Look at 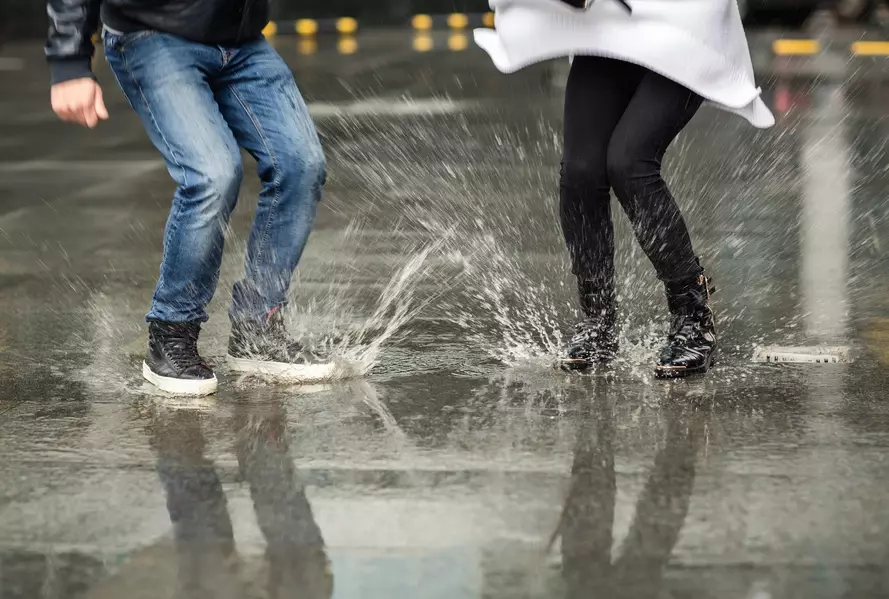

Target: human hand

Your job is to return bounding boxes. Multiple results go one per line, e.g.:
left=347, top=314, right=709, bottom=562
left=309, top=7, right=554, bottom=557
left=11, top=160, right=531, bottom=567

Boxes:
left=51, top=78, right=109, bottom=128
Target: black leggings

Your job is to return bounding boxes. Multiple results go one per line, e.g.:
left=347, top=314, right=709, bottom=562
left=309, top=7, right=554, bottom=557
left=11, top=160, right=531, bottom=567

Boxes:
left=560, top=56, right=704, bottom=294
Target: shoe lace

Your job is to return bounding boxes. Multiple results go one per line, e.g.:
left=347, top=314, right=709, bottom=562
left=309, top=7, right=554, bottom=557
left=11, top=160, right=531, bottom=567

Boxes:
left=159, top=325, right=203, bottom=369
left=264, top=311, right=306, bottom=355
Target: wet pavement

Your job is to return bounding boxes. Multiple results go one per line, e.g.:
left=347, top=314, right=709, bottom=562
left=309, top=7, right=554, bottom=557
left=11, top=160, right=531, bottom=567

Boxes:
left=2, top=28, right=889, bottom=599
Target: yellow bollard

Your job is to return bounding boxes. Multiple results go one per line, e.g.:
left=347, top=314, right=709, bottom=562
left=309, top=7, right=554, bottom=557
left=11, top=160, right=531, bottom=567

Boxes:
left=261, top=21, right=278, bottom=37
left=296, top=19, right=319, bottom=36
left=412, top=14, right=434, bottom=30
left=447, top=13, right=469, bottom=29
left=337, top=17, right=359, bottom=35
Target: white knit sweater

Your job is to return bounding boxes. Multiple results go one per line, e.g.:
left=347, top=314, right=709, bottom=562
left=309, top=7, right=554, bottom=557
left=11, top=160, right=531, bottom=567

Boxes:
left=473, top=0, right=775, bottom=128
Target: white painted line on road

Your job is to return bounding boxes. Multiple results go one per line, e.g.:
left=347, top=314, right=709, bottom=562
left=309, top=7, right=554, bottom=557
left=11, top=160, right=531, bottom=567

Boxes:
left=0, top=57, right=24, bottom=71
left=752, top=346, right=852, bottom=364
left=308, top=98, right=473, bottom=118
left=70, top=161, right=166, bottom=200
left=0, top=159, right=163, bottom=173
left=0, top=160, right=165, bottom=229
left=800, top=84, right=851, bottom=342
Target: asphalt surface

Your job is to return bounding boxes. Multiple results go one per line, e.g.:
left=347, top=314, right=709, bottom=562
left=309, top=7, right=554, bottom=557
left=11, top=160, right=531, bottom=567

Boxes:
left=2, top=29, right=889, bottom=599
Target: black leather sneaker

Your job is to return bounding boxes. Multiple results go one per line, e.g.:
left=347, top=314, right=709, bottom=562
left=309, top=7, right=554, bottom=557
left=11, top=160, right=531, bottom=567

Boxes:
left=655, top=275, right=717, bottom=379
left=227, top=307, right=336, bottom=382
left=143, top=321, right=217, bottom=396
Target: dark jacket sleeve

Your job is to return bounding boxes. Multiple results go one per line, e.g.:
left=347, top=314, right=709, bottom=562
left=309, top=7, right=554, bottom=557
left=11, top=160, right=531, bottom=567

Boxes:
left=45, top=0, right=102, bottom=84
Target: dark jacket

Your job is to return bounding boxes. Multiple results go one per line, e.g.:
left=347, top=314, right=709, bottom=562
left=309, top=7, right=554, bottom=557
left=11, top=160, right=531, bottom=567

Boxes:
left=45, top=0, right=269, bottom=84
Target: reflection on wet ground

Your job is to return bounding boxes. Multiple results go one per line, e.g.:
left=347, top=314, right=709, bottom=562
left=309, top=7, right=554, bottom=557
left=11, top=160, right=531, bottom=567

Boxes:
left=2, top=30, right=889, bottom=599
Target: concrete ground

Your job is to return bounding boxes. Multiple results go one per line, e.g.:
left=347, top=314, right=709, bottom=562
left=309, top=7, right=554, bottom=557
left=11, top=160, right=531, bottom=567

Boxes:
left=2, top=28, right=889, bottom=599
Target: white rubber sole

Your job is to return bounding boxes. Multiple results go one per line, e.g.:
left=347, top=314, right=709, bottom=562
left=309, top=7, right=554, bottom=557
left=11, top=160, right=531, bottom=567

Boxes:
left=142, top=362, right=218, bottom=396
left=227, top=354, right=337, bottom=382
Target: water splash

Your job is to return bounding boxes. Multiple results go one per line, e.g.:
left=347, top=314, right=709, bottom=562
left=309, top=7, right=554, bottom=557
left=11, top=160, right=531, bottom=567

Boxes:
left=322, top=240, right=442, bottom=378
left=445, top=233, right=568, bottom=367
left=317, top=109, right=711, bottom=376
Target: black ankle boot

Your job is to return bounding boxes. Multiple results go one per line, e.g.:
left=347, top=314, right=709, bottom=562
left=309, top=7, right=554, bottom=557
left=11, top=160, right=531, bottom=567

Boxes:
left=561, top=280, right=619, bottom=371
left=143, top=320, right=217, bottom=396
left=655, top=274, right=717, bottom=379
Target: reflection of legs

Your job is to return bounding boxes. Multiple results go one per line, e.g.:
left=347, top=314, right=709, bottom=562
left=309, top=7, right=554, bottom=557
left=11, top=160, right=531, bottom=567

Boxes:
left=151, top=410, right=239, bottom=599
left=556, top=387, right=616, bottom=595
left=613, top=403, right=703, bottom=594
left=233, top=401, right=332, bottom=599
left=556, top=385, right=705, bottom=599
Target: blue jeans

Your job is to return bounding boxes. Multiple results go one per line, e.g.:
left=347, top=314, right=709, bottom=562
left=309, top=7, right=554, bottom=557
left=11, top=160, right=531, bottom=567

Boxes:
left=103, top=29, right=325, bottom=324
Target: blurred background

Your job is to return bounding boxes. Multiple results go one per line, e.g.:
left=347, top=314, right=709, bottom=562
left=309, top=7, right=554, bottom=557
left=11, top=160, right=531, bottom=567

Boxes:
left=4, top=0, right=889, bottom=40
left=4, top=1, right=889, bottom=598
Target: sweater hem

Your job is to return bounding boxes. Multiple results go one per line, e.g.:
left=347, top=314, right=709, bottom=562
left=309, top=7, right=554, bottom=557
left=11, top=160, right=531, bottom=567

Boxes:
left=473, top=16, right=775, bottom=128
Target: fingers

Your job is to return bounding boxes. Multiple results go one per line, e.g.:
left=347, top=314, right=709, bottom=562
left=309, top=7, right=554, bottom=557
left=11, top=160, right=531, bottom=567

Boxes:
left=51, top=99, right=90, bottom=126
left=55, top=105, right=84, bottom=125
left=50, top=97, right=74, bottom=124
left=59, top=102, right=94, bottom=127
left=82, top=102, right=99, bottom=128
left=95, top=87, right=109, bottom=121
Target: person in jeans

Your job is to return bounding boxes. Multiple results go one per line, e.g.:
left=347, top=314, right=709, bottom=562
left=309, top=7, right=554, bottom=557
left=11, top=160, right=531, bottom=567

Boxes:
left=46, top=0, right=333, bottom=395
left=475, top=0, right=774, bottom=378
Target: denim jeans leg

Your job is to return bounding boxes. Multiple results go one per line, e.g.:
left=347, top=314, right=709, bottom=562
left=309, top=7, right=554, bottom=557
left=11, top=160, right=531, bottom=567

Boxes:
left=213, top=39, right=326, bottom=323
left=103, top=30, right=243, bottom=323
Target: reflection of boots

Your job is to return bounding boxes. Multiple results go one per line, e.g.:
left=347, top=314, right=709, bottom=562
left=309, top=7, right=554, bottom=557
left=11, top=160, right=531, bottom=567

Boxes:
left=655, top=274, right=717, bottom=379
left=267, top=550, right=333, bottom=599
left=562, top=280, right=619, bottom=370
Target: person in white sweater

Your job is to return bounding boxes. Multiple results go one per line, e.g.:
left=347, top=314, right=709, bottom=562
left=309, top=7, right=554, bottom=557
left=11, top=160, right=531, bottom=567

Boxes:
left=474, top=0, right=774, bottom=378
